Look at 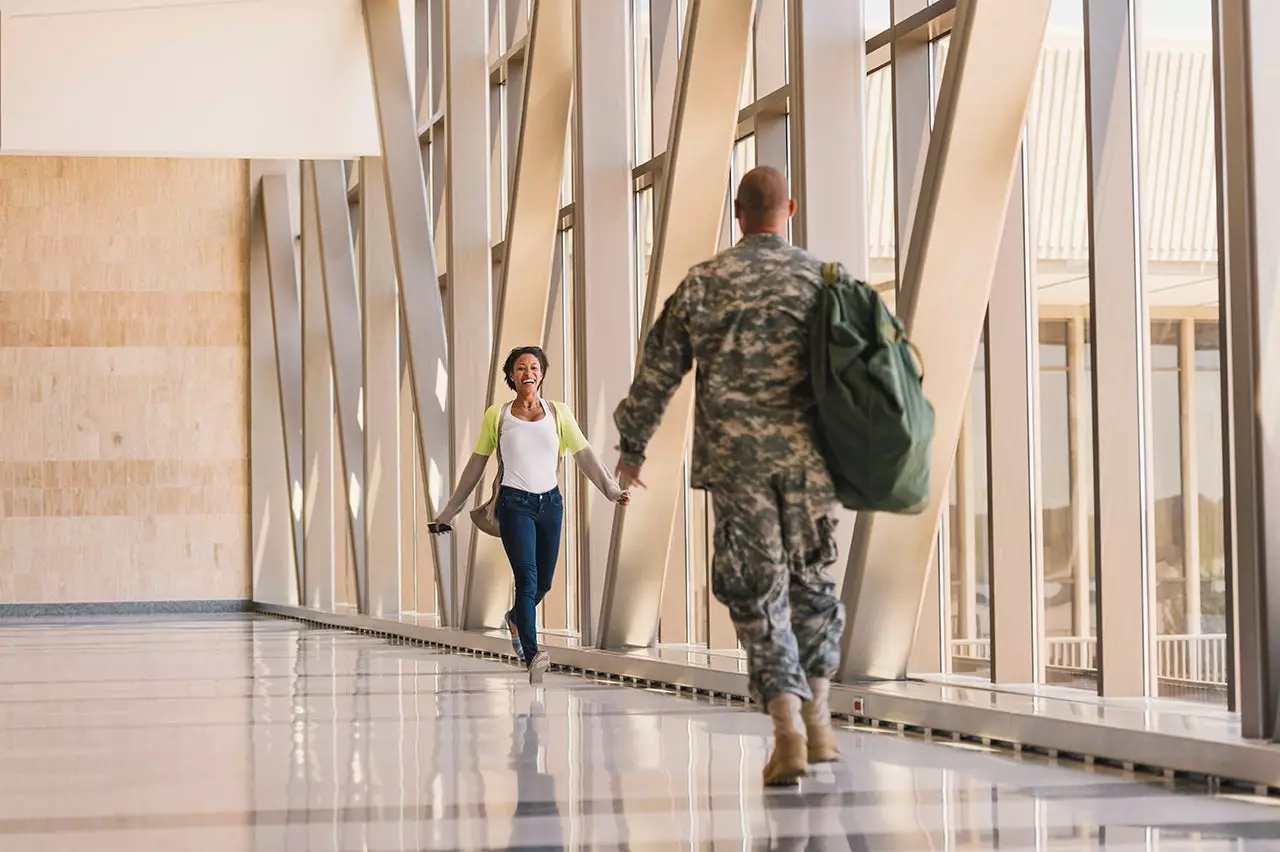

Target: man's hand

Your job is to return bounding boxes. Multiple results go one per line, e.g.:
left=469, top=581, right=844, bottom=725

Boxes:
left=615, top=460, right=646, bottom=490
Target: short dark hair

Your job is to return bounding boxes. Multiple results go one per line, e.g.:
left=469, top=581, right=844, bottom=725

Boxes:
left=503, top=346, right=549, bottom=391
left=734, top=165, right=790, bottom=222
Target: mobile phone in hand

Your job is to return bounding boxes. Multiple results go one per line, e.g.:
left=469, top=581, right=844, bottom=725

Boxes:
left=427, top=522, right=453, bottom=536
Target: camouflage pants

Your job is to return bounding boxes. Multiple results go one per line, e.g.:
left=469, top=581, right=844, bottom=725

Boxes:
left=709, top=470, right=845, bottom=709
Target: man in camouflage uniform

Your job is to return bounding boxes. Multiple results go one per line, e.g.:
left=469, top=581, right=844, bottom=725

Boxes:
left=614, top=166, right=845, bottom=786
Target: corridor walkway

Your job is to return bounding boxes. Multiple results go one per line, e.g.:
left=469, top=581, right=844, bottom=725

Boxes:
left=0, top=615, right=1278, bottom=850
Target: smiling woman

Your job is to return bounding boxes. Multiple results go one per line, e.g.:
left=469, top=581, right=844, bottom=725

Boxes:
left=429, top=346, right=631, bottom=684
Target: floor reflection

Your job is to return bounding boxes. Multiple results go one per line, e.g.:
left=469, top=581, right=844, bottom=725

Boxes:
left=0, top=616, right=1276, bottom=851
left=510, top=698, right=564, bottom=851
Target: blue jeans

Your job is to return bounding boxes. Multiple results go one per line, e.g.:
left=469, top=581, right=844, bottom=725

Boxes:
left=496, top=486, right=563, bottom=663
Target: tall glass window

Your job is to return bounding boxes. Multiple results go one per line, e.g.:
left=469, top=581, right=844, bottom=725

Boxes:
left=1138, top=0, right=1226, bottom=702
left=1029, top=0, right=1097, bottom=689
left=631, top=0, right=653, bottom=166
left=866, top=66, right=895, bottom=297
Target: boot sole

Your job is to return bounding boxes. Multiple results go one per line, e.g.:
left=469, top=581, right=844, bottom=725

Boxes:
left=763, top=761, right=808, bottom=787
left=528, top=657, right=549, bottom=685
left=808, top=750, right=842, bottom=764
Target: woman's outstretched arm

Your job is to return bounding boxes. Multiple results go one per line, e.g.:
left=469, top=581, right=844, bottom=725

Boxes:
left=574, top=446, right=625, bottom=503
left=554, top=402, right=627, bottom=503
left=435, top=453, right=491, bottom=525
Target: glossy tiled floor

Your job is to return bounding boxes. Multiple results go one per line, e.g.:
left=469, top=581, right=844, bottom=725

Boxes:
left=3, top=616, right=1280, bottom=850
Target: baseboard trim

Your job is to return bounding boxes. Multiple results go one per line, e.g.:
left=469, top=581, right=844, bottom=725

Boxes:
left=0, top=600, right=253, bottom=618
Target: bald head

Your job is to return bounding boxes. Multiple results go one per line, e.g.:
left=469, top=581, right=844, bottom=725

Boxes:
left=734, top=166, right=795, bottom=235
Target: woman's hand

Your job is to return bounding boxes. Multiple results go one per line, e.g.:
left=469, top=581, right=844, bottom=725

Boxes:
left=427, top=522, right=453, bottom=536
left=616, top=490, right=632, bottom=506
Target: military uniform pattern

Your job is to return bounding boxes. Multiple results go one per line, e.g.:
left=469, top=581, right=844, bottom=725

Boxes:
left=711, top=471, right=845, bottom=705
left=614, top=233, right=846, bottom=708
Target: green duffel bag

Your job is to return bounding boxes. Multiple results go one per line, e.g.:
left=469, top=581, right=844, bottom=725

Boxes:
left=811, top=261, right=935, bottom=514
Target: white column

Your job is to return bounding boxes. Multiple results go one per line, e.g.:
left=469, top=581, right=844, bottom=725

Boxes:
left=302, top=163, right=335, bottom=611
left=1179, top=319, right=1202, bottom=636
left=1082, top=0, right=1153, bottom=696
left=249, top=161, right=302, bottom=605
left=443, top=0, right=493, bottom=615
left=573, top=0, right=637, bottom=644
left=987, top=147, right=1042, bottom=683
left=360, top=157, right=404, bottom=619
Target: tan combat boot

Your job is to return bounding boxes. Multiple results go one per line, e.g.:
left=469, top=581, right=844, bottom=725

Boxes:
left=802, top=678, right=842, bottom=763
left=762, top=694, right=809, bottom=786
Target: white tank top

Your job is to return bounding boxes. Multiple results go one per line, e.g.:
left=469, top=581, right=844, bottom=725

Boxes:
left=499, top=402, right=560, bottom=493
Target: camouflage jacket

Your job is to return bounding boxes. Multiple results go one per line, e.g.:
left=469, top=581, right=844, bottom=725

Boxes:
left=614, top=233, right=831, bottom=489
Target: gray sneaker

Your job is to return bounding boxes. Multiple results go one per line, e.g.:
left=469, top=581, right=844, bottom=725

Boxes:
left=527, top=651, right=550, bottom=685
left=505, top=610, right=523, bottom=660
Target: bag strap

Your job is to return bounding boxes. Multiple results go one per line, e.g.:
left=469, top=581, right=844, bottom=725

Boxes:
left=546, top=400, right=565, bottom=479
left=494, top=403, right=511, bottom=476
left=821, top=261, right=841, bottom=286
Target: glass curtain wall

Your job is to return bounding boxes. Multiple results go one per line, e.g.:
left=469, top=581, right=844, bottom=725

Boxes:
left=865, top=0, right=1230, bottom=701
left=402, top=0, right=1237, bottom=702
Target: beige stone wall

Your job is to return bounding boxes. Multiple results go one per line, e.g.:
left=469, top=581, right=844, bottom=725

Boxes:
left=0, top=157, right=249, bottom=602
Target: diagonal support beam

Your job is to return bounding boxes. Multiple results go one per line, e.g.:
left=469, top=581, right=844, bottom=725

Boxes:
left=595, top=0, right=756, bottom=650
left=364, top=0, right=454, bottom=622
left=836, top=0, right=1052, bottom=682
left=460, top=0, right=576, bottom=631
left=309, top=160, right=370, bottom=615
left=260, top=173, right=306, bottom=601
left=302, top=163, right=336, bottom=611
left=359, top=156, right=403, bottom=619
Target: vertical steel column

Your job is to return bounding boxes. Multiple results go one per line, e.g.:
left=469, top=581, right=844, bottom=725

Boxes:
left=302, top=164, right=336, bottom=611
left=889, top=0, right=933, bottom=286
left=1214, top=0, right=1280, bottom=739
left=249, top=162, right=301, bottom=605
left=789, top=0, right=868, bottom=276
left=310, top=161, right=370, bottom=615
left=573, top=0, right=636, bottom=644
left=444, top=0, right=492, bottom=615
left=1082, top=0, right=1153, bottom=696
left=260, top=172, right=306, bottom=604
left=596, top=0, right=756, bottom=650
left=364, top=0, right=454, bottom=622
left=1179, top=319, right=1202, bottom=636
left=461, top=0, right=576, bottom=630
left=1067, top=317, right=1091, bottom=640
left=837, top=0, right=1052, bottom=682
left=355, top=157, right=404, bottom=619
left=987, top=147, right=1042, bottom=683
left=955, top=403, right=978, bottom=642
